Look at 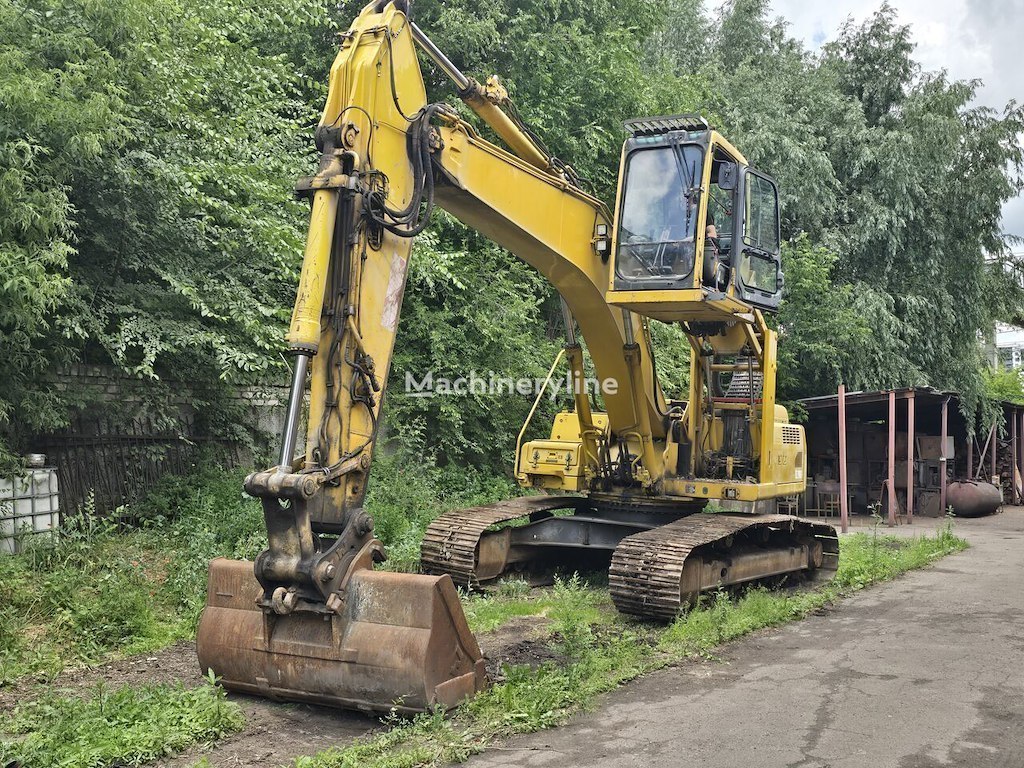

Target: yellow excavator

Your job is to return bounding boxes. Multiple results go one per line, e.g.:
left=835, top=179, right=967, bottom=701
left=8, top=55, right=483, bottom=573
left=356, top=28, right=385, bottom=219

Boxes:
left=196, top=0, right=838, bottom=714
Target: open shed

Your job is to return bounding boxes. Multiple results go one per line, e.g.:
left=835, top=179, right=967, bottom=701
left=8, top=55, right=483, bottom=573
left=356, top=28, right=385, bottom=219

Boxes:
left=797, top=387, right=1024, bottom=523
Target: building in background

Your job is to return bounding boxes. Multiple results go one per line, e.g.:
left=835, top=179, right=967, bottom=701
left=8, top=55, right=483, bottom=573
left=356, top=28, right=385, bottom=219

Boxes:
left=994, top=321, right=1024, bottom=371
left=798, top=388, right=1022, bottom=521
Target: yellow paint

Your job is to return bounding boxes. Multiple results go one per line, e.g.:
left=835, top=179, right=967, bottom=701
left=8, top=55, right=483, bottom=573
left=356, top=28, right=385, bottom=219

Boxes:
left=287, top=190, right=338, bottom=353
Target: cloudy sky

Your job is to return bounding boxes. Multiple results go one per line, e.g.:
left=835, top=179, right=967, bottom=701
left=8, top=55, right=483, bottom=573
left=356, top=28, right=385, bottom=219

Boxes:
left=765, top=0, right=1024, bottom=240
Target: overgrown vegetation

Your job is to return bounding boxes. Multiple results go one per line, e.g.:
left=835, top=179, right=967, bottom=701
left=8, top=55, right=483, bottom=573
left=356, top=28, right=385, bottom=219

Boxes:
left=0, top=456, right=515, bottom=682
left=292, top=529, right=968, bottom=768
left=0, top=459, right=968, bottom=767
left=0, top=514, right=185, bottom=684
left=0, top=677, right=244, bottom=768
left=0, top=0, right=337, bottom=469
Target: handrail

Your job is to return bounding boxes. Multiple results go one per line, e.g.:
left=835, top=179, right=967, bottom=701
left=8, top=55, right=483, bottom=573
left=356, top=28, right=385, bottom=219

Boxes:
left=514, top=348, right=566, bottom=479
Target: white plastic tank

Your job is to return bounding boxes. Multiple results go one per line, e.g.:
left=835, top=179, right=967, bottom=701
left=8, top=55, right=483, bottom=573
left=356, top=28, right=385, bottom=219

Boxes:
left=0, top=465, right=60, bottom=554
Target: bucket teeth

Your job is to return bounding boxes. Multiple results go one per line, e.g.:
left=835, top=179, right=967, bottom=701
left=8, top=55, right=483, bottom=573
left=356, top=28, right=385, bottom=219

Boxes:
left=196, top=558, right=487, bottom=713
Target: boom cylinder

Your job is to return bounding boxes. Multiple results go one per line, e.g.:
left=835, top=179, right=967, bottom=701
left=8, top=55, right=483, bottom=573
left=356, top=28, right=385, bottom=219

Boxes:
left=278, top=353, right=310, bottom=467
left=410, top=21, right=552, bottom=175
left=286, top=189, right=337, bottom=353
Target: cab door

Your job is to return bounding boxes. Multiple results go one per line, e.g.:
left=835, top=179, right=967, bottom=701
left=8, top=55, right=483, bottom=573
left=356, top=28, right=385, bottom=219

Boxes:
left=735, top=169, right=783, bottom=312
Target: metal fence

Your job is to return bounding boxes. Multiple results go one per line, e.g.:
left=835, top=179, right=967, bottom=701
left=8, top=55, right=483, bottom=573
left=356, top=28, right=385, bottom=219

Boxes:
left=34, top=414, right=242, bottom=517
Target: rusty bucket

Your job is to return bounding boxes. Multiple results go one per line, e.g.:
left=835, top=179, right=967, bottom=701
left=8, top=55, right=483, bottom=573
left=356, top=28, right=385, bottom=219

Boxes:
left=196, top=558, right=487, bottom=713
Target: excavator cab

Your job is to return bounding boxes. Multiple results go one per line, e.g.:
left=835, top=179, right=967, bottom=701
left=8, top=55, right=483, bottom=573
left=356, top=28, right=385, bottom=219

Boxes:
left=607, top=114, right=784, bottom=321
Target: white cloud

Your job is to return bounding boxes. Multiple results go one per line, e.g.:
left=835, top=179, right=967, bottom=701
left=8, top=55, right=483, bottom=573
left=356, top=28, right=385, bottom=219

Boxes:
left=763, top=0, right=1024, bottom=235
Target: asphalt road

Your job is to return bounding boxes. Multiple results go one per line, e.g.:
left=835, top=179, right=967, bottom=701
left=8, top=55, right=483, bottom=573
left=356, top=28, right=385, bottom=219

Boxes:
left=468, top=510, right=1024, bottom=768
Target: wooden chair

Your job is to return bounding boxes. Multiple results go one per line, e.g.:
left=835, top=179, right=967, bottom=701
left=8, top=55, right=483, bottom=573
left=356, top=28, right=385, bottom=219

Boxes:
left=821, top=492, right=840, bottom=518
left=777, top=495, right=800, bottom=515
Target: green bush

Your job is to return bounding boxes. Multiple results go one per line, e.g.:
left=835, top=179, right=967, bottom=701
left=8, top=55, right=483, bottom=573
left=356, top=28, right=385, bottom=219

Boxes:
left=366, top=451, right=516, bottom=572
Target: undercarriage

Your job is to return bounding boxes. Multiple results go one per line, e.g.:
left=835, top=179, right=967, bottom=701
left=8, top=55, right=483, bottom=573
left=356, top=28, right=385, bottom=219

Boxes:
left=421, top=494, right=838, bottom=620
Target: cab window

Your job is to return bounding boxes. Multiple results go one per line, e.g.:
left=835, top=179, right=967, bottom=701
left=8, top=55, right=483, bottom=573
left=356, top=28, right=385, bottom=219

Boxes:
left=743, top=173, right=779, bottom=253
left=736, top=171, right=782, bottom=306
left=739, top=252, right=779, bottom=293
left=615, top=144, right=703, bottom=287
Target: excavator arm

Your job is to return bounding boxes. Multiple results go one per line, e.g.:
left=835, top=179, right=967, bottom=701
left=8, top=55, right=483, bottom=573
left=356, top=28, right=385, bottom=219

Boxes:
left=197, top=4, right=484, bottom=714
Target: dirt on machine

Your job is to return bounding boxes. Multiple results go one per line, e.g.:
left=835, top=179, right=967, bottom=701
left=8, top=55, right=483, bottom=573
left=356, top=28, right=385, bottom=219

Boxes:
left=196, top=0, right=839, bottom=716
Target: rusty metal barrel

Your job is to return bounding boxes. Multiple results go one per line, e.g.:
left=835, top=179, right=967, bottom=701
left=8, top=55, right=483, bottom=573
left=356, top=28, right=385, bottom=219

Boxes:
left=946, top=480, right=1002, bottom=518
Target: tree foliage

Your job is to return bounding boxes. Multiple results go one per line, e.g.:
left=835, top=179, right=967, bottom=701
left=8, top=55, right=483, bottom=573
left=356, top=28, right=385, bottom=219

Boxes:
left=0, top=0, right=333, bottom=465
left=692, top=1, right=1024, bottom=418
left=1, top=0, right=1022, bottom=471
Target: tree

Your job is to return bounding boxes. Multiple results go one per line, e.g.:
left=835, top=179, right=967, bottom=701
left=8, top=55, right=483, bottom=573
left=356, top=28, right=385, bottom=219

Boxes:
left=0, top=0, right=135, bottom=466
left=3, top=0, right=1022, bottom=479
left=0, top=0, right=335, bottom=466
left=831, top=3, right=916, bottom=127
left=691, top=1, right=1024, bottom=410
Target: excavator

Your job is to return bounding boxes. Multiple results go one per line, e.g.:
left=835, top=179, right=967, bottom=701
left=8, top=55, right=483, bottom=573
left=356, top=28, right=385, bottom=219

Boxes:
left=196, top=0, right=839, bottom=715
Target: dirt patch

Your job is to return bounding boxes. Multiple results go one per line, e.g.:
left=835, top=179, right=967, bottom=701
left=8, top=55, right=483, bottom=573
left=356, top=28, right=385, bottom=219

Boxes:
left=476, top=614, right=560, bottom=680
left=477, top=614, right=552, bottom=656
left=0, top=640, right=202, bottom=714
left=160, top=693, right=380, bottom=768
left=1, top=613, right=561, bottom=766
left=171, top=616, right=561, bottom=766
left=485, top=638, right=568, bottom=681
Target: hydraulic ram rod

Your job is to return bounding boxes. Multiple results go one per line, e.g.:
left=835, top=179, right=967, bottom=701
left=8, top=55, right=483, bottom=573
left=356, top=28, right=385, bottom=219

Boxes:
left=409, top=21, right=470, bottom=90
left=278, top=353, right=310, bottom=467
left=409, top=21, right=553, bottom=174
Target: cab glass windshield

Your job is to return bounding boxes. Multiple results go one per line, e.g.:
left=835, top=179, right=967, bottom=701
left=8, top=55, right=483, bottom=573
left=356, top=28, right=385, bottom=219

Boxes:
left=616, top=144, right=704, bottom=287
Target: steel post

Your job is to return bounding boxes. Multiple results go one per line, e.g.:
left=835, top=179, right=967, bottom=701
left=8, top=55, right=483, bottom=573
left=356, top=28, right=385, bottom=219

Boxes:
left=888, top=389, right=897, bottom=525
left=991, top=421, right=997, bottom=483
left=987, top=421, right=995, bottom=481
left=1018, top=410, right=1024, bottom=502
left=906, top=391, right=915, bottom=524
left=1013, top=410, right=1019, bottom=503
left=967, top=430, right=974, bottom=480
left=838, top=383, right=849, bottom=534
left=940, top=397, right=949, bottom=515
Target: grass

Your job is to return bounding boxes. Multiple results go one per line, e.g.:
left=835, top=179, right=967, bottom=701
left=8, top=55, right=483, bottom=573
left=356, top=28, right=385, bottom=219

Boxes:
left=0, top=675, right=244, bottom=768
left=0, top=454, right=513, bottom=685
left=461, top=577, right=593, bottom=633
left=290, top=526, right=968, bottom=768
left=366, top=454, right=516, bottom=573
left=0, top=470, right=266, bottom=684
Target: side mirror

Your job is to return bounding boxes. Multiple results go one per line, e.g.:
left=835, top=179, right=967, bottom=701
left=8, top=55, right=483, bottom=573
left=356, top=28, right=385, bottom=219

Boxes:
left=717, top=162, right=738, bottom=190
left=776, top=269, right=785, bottom=293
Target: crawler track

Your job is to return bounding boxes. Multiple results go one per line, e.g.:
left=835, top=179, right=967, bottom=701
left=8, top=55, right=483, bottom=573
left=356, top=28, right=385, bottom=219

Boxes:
left=420, top=496, right=586, bottom=588
left=609, top=514, right=839, bottom=620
